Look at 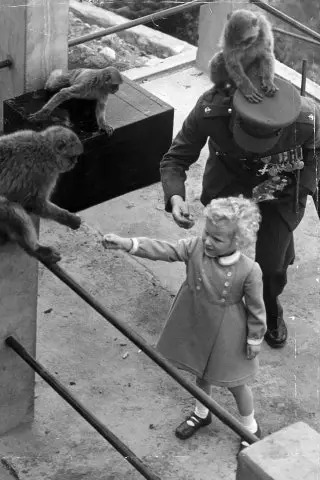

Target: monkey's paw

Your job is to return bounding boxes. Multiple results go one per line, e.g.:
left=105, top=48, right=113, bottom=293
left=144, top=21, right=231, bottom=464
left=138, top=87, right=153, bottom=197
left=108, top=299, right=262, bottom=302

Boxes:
left=241, top=84, right=264, bottom=103
left=67, top=214, right=81, bottom=230
left=28, top=111, right=48, bottom=123
left=36, top=245, right=61, bottom=264
left=99, top=123, right=114, bottom=137
left=261, top=80, right=279, bottom=97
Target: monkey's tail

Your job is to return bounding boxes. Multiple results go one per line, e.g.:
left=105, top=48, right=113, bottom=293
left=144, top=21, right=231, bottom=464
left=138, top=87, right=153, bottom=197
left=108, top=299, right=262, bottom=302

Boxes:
left=45, top=69, right=71, bottom=91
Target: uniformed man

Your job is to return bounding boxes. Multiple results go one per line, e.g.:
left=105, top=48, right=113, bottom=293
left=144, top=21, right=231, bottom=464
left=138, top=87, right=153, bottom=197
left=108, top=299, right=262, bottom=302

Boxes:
left=160, top=73, right=320, bottom=349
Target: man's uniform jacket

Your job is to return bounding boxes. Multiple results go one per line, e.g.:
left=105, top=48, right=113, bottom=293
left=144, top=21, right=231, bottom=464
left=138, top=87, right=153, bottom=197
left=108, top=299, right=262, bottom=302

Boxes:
left=160, top=88, right=320, bottom=231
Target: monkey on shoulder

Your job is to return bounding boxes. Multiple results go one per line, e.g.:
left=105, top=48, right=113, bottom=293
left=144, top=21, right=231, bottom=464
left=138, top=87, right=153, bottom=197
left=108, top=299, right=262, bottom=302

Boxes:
left=209, top=9, right=278, bottom=103
left=0, top=126, right=83, bottom=264
left=28, top=66, right=123, bottom=136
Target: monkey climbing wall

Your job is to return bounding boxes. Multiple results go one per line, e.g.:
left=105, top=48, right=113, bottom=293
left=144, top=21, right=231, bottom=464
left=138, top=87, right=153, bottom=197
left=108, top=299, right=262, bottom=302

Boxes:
left=3, top=77, right=174, bottom=212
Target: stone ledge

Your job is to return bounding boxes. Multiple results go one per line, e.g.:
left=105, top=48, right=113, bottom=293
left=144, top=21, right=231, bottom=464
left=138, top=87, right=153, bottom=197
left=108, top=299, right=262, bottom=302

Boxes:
left=236, top=421, right=320, bottom=480
left=69, top=0, right=195, bottom=58
left=124, top=49, right=197, bottom=82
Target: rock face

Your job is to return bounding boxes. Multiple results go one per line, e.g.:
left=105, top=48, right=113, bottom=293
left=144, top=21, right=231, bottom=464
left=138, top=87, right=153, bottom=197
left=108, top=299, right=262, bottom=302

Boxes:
left=68, top=10, right=170, bottom=70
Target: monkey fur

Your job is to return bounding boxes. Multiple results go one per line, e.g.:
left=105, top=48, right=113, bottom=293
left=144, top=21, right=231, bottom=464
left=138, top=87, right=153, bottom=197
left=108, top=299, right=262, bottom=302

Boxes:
left=28, top=66, right=123, bottom=136
left=209, top=9, right=278, bottom=103
left=0, top=126, right=84, bottom=263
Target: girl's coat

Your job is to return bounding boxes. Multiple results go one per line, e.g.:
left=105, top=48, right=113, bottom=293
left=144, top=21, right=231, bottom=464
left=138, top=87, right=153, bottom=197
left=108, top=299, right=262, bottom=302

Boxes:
left=130, top=236, right=267, bottom=387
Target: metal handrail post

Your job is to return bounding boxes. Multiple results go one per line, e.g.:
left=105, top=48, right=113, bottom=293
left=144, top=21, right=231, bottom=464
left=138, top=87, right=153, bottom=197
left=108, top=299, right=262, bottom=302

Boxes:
left=34, top=256, right=259, bottom=445
left=68, top=0, right=205, bottom=47
left=6, top=336, right=161, bottom=480
left=250, top=0, right=320, bottom=43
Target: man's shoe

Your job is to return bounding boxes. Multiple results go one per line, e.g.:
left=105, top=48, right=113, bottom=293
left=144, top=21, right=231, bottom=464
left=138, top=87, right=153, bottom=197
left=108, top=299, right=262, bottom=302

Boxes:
left=238, top=422, right=262, bottom=456
left=264, top=320, right=288, bottom=348
left=175, top=412, right=212, bottom=440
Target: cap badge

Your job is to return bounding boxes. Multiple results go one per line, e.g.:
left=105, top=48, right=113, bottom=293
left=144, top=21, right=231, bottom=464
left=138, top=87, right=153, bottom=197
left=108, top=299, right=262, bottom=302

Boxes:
left=308, top=114, right=314, bottom=121
left=204, top=106, right=211, bottom=113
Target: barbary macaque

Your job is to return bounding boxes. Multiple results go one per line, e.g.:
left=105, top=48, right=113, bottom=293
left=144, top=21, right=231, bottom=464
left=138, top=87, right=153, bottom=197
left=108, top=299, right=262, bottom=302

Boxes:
left=28, top=66, right=123, bottom=136
left=209, top=9, right=278, bottom=103
left=0, top=126, right=83, bottom=263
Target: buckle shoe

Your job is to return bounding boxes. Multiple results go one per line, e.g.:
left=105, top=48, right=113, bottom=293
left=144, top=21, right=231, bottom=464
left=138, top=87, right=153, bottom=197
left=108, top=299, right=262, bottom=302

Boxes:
left=175, top=412, right=212, bottom=440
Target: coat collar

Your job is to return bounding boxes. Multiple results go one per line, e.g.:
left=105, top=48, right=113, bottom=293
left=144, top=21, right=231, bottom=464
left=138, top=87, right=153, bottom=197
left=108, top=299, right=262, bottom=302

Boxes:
left=217, top=250, right=241, bottom=266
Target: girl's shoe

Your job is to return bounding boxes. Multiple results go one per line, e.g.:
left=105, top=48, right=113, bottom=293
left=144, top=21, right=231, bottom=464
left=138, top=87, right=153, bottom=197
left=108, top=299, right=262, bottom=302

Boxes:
left=238, top=422, right=262, bottom=456
left=175, top=412, right=212, bottom=440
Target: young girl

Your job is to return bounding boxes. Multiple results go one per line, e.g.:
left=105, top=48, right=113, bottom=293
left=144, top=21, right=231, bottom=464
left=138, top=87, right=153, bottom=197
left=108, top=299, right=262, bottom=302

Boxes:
left=102, top=196, right=267, bottom=453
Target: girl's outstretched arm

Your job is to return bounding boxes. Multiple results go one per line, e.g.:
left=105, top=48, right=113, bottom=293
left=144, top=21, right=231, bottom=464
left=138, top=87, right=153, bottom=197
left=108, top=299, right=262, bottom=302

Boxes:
left=103, top=233, right=197, bottom=263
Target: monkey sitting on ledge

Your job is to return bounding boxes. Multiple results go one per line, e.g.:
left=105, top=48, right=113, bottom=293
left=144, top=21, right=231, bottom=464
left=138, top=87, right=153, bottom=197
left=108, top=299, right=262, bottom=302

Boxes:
left=209, top=9, right=278, bottom=103
left=28, top=66, right=123, bottom=136
left=0, top=126, right=83, bottom=263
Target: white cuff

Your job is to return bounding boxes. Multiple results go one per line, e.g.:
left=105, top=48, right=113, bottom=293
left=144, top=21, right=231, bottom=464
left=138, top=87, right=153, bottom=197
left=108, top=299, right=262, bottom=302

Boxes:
left=247, top=337, right=264, bottom=346
left=128, top=237, right=139, bottom=254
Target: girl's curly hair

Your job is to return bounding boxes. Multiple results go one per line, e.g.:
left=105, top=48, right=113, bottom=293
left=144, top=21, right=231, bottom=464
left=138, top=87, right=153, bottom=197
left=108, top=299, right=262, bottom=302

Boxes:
left=203, top=196, right=261, bottom=249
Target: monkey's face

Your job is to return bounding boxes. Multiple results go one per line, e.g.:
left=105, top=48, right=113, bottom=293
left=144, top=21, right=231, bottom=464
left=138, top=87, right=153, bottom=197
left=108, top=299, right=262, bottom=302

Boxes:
left=60, top=154, right=80, bottom=172
left=240, top=29, right=259, bottom=48
left=228, top=11, right=260, bottom=48
left=109, top=83, right=120, bottom=94
left=48, top=127, right=83, bottom=172
left=59, top=139, right=83, bottom=172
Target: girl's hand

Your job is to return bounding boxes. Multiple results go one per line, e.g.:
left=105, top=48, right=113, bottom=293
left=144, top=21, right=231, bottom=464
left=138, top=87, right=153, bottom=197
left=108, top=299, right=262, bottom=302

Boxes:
left=246, top=343, right=261, bottom=360
left=102, top=233, right=132, bottom=251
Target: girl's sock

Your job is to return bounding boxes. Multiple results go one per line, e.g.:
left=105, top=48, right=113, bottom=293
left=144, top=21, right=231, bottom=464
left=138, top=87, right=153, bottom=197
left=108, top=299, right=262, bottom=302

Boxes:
left=194, top=400, right=209, bottom=419
left=240, top=410, right=258, bottom=433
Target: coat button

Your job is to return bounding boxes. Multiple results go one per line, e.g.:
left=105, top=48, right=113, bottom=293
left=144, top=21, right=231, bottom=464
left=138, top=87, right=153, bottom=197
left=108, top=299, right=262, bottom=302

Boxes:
left=224, top=281, right=230, bottom=286
left=222, top=290, right=228, bottom=295
left=220, top=298, right=226, bottom=303
left=227, top=272, right=232, bottom=277
left=196, top=286, right=201, bottom=290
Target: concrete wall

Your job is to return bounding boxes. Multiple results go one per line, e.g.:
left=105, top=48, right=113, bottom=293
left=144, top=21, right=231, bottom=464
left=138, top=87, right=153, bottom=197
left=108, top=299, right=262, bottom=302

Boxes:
left=0, top=0, right=69, bottom=434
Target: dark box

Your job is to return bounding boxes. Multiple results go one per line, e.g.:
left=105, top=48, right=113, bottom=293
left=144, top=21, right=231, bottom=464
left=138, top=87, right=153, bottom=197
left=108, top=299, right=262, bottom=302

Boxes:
left=3, top=76, right=174, bottom=212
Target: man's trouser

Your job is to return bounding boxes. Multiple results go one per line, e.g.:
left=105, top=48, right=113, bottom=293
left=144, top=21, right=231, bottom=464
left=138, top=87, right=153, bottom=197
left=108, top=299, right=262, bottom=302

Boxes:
left=214, top=184, right=306, bottom=332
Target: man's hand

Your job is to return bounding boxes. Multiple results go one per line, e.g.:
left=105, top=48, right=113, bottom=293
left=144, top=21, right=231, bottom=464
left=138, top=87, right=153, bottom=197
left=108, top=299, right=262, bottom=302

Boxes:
left=246, top=343, right=261, bottom=360
left=171, top=195, right=195, bottom=229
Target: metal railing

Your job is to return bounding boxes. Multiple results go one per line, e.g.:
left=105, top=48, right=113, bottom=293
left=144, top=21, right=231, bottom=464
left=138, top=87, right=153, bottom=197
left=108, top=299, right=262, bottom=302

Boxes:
left=6, top=336, right=160, bottom=480
left=1, top=0, right=320, bottom=70
left=6, top=252, right=260, bottom=479
left=67, top=0, right=320, bottom=48
left=68, top=0, right=205, bottom=47
left=249, top=0, right=320, bottom=44
left=273, top=27, right=320, bottom=47
left=0, top=57, right=12, bottom=70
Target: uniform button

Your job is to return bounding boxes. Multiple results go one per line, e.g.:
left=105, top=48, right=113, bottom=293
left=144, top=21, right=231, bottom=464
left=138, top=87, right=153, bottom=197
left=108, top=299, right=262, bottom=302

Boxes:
left=228, top=108, right=232, bottom=114
left=224, top=281, right=230, bottom=286
left=227, top=272, right=232, bottom=277
left=220, top=298, right=226, bottom=303
left=222, top=290, right=228, bottom=295
left=198, top=278, right=202, bottom=282
left=196, top=286, right=201, bottom=290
